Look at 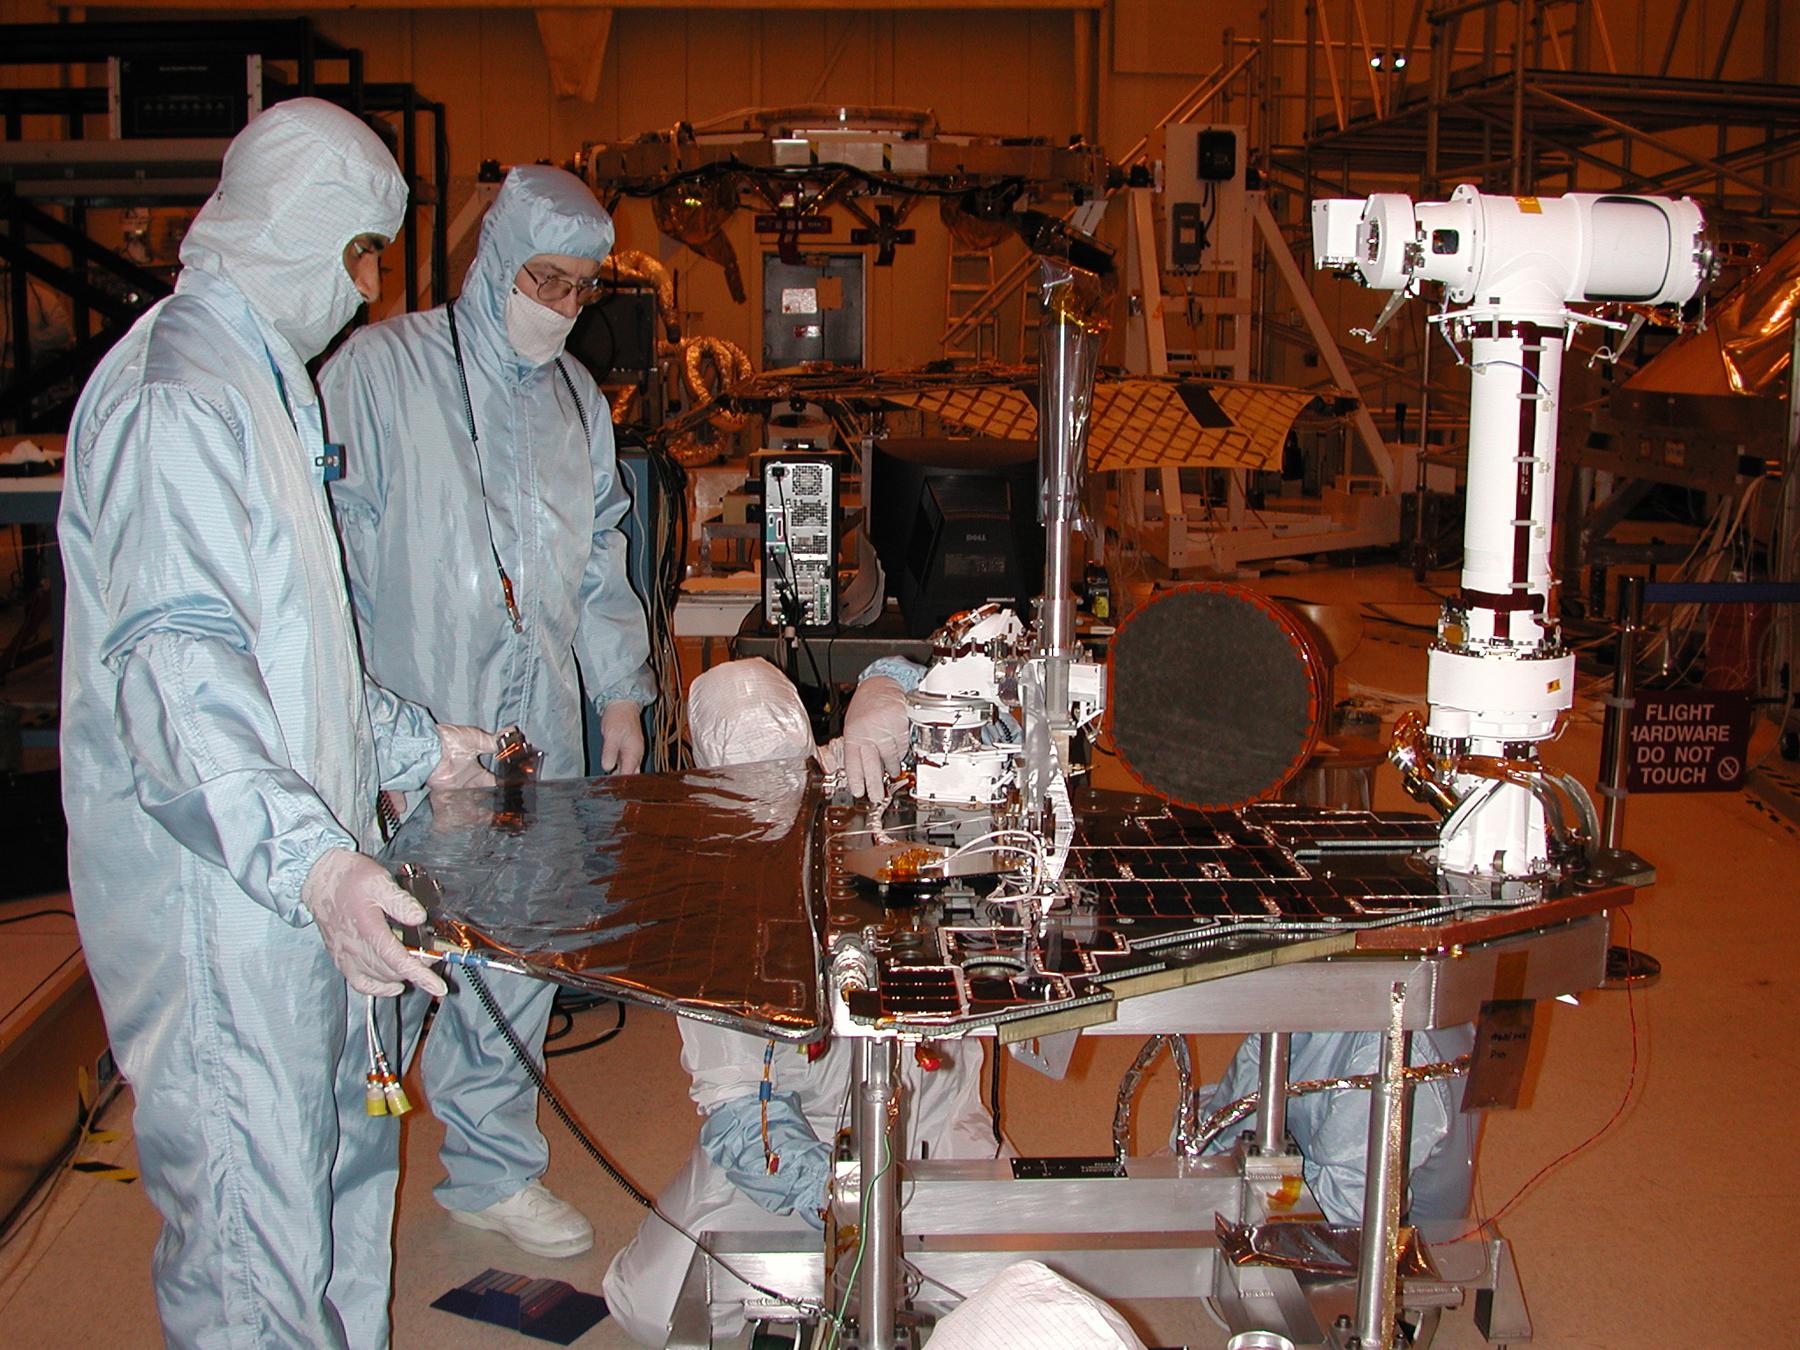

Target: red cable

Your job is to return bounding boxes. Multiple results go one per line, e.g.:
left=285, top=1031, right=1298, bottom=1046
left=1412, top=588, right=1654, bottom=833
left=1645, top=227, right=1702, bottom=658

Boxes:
left=1449, top=910, right=1643, bottom=1244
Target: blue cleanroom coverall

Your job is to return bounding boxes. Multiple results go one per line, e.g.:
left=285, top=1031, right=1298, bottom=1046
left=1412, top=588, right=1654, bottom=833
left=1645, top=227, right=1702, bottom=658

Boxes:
left=59, top=100, right=441, bottom=1347
left=321, top=165, right=654, bottom=1216
left=1201, top=1025, right=1480, bottom=1225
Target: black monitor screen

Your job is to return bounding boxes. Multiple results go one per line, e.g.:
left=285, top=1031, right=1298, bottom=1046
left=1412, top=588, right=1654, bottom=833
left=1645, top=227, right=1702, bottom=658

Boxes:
left=869, top=437, right=1045, bottom=638
left=565, top=290, right=658, bottom=382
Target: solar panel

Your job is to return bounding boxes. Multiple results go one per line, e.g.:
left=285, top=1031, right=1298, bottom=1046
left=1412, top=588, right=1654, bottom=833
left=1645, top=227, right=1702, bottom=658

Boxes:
left=386, top=766, right=1567, bottom=1039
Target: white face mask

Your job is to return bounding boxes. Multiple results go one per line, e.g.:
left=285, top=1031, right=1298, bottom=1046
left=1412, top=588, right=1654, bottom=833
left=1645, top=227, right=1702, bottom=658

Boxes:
left=504, top=286, right=577, bottom=366
left=274, top=260, right=366, bottom=362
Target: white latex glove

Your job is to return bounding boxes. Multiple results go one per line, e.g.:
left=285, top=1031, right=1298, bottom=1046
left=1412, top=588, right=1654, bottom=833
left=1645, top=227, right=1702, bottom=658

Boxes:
left=599, top=700, right=645, bottom=774
left=829, top=675, right=910, bottom=799
left=301, top=848, right=449, bottom=998
left=428, top=723, right=498, bottom=791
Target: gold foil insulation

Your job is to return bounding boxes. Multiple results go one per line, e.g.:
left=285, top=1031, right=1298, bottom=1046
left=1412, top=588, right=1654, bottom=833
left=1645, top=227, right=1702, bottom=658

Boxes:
left=1629, top=226, right=1800, bottom=397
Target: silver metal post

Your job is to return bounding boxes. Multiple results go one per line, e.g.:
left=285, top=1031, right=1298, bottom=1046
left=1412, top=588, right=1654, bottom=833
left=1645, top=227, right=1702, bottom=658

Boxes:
left=1598, top=574, right=1644, bottom=850
left=854, top=1038, right=899, bottom=1348
left=1035, top=257, right=1104, bottom=721
left=1354, top=983, right=1410, bottom=1350
left=1254, top=1031, right=1290, bottom=1154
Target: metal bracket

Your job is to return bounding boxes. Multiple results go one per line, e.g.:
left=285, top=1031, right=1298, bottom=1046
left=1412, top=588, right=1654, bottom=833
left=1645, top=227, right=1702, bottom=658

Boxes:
left=1351, top=283, right=1416, bottom=344
left=1473, top=1235, right=1534, bottom=1343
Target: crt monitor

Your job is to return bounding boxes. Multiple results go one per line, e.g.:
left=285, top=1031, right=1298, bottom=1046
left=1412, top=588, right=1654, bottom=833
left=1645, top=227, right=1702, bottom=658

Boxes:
left=867, top=437, right=1045, bottom=638
left=565, top=289, right=658, bottom=383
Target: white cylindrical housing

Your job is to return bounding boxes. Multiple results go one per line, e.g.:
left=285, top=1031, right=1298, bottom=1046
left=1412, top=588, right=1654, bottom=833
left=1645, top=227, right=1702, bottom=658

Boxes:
left=1460, top=324, right=1565, bottom=617
left=1423, top=185, right=1708, bottom=315
left=1410, top=194, right=1478, bottom=295
left=1340, top=185, right=1707, bottom=315
left=1353, top=193, right=1419, bottom=290
left=1572, top=193, right=1708, bottom=304
left=915, top=746, right=1014, bottom=805
left=1427, top=647, right=1575, bottom=743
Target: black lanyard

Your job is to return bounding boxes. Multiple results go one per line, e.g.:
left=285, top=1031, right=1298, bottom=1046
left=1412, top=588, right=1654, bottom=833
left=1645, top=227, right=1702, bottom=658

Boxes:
left=444, top=300, right=593, bottom=635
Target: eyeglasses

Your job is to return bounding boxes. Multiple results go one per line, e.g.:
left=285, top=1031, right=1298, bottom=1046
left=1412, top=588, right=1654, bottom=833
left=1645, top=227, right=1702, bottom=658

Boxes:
left=519, top=262, right=603, bottom=305
left=348, top=235, right=390, bottom=259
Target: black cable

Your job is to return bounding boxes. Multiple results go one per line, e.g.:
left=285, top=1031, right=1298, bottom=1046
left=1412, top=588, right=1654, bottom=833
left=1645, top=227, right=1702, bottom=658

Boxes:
left=0, top=908, right=73, bottom=926
left=643, top=436, right=690, bottom=771
left=552, top=989, right=613, bottom=1014
left=460, top=963, right=828, bottom=1318
left=460, top=964, right=655, bottom=1206
left=611, top=163, right=1026, bottom=204
left=546, top=1000, right=627, bottom=1058
left=445, top=301, right=523, bottom=632
left=1360, top=603, right=1438, bottom=634
left=988, top=1042, right=1004, bottom=1157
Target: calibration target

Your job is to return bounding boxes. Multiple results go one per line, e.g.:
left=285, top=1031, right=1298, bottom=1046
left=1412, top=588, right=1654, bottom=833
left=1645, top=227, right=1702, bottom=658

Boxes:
left=1106, top=583, right=1325, bottom=811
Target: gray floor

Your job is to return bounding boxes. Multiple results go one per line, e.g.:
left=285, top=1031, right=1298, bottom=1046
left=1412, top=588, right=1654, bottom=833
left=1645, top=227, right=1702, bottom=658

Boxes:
left=4, top=559, right=1799, bottom=1347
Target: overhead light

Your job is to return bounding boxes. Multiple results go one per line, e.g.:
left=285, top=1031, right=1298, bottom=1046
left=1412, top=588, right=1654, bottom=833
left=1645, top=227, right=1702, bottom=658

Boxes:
left=1393, top=53, right=1409, bottom=70
left=1370, top=54, right=1384, bottom=70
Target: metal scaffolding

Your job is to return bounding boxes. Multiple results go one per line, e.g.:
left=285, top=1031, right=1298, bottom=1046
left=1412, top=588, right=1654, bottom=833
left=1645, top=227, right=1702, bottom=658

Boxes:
left=1225, top=2, right=1796, bottom=471
left=1, top=20, right=451, bottom=432
left=1274, top=0, right=1800, bottom=219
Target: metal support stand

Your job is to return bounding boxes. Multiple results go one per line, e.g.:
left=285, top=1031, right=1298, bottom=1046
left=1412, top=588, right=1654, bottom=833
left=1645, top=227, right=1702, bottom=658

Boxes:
left=1352, top=983, right=1410, bottom=1350
left=1596, top=574, right=1661, bottom=987
left=1254, top=1031, right=1291, bottom=1154
left=1598, top=574, right=1643, bottom=849
left=854, top=1039, right=900, bottom=1349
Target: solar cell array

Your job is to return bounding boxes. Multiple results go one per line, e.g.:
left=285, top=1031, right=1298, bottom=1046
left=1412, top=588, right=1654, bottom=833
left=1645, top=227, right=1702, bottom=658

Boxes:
left=841, top=799, right=1513, bottom=1030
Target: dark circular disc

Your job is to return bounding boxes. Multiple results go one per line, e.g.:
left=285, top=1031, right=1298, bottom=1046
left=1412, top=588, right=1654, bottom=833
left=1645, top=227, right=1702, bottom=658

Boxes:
left=1106, top=584, right=1325, bottom=810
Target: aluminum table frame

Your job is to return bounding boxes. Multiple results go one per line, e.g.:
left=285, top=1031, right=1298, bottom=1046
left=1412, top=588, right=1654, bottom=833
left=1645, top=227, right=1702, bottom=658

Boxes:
left=681, top=911, right=1606, bottom=1349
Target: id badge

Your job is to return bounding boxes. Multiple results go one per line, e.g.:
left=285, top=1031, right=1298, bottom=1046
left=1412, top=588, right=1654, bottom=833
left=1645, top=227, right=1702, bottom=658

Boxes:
left=317, top=442, right=346, bottom=483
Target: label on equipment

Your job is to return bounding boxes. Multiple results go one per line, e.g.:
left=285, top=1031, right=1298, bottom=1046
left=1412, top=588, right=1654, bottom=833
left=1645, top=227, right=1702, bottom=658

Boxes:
left=1464, top=998, right=1535, bottom=1110
left=1010, top=1157, right=1125, bottom=1180
left=1624, top=689, right=1751, bottom=793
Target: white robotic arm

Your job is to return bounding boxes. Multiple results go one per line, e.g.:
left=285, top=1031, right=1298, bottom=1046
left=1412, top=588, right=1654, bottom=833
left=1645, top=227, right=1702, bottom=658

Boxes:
left=1314, top=186, right=1710, bottom=880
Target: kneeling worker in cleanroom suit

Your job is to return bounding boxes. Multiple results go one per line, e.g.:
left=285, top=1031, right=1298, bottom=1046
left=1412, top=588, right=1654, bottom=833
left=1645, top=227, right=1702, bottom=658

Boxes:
left=1200, top=1026, right=1479, bottom=1226
left=321, top=164, right=653, bottom=1260
left=59, top=98, right=494, bottom=1347
left=602, top=658, right=998, bottom=1346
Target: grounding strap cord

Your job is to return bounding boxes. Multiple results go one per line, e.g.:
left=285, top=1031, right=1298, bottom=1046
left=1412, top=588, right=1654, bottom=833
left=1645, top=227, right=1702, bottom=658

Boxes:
left=446, top=300, right=523, bottom=633
left=458, top=962, right=830, bottom=1319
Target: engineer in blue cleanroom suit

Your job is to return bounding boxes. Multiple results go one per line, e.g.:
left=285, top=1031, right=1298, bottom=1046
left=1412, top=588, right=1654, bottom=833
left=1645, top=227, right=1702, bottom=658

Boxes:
left=58, top=98, right=494, bottom=1349
left=321, top=164, right=654, bottom=1260
left=1200, top=1025, right=1480, bottom=1225
left=604, top=658, right=998, bottom=1346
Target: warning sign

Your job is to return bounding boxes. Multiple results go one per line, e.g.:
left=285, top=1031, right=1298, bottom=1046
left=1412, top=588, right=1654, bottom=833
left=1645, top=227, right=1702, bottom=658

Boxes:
left=1625, top=690, right=1752, bottom=793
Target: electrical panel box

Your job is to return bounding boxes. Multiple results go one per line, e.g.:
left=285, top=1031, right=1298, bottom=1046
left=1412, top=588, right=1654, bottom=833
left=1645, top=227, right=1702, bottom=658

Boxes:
left=1197, top=129, right=1238, bottom=182
left=1154, top=122, right=1247, bottom=273
left=758, top=450, right=843, bottom=630
left=108, top=54, right=266, bottom=139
